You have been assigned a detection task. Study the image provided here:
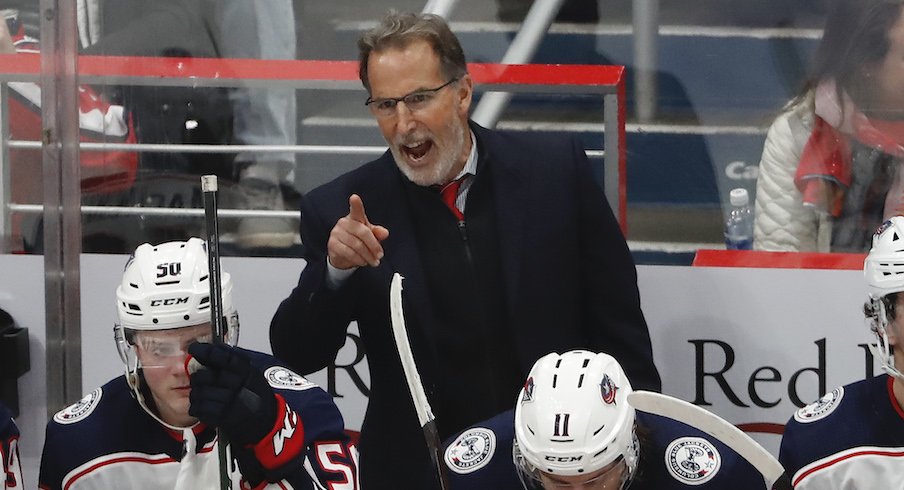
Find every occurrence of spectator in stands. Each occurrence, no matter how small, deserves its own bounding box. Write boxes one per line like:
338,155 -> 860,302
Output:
2,7 -> 138,253
76,0 -> 298,252
269,11 -> 659,489
0,8 -> 12,54
755,0 -> 904,252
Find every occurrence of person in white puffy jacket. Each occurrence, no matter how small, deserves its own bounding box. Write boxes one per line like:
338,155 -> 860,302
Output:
755,0 -> 904,253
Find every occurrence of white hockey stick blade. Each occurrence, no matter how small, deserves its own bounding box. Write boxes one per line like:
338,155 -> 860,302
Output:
628,391 -> 784,487
390,273 -> 435,428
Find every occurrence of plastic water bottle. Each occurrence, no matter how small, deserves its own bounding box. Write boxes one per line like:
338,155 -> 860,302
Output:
724,188 -> 753,250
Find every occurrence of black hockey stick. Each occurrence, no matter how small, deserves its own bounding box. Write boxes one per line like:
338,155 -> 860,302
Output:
627,391 -> 790,490
201,175 -> 232,490
389,273 -> 450,490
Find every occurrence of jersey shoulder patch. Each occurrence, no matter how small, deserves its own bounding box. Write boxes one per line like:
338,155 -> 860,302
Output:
53,387 -> 103,425
264,366 -> 316,391
794,386 -> 844,424
665,436 -> 721,485
444,427 -> 497,474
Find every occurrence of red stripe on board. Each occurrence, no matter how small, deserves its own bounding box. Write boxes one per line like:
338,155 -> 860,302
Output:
692,250 -> 866,270
737,422 -> 785,435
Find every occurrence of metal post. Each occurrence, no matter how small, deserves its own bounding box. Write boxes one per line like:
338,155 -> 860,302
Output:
40,0 -> 82,415
0,82 -> 9,252
604,92 -> 623,231
422,0 -> 459,19
633,0 -> 659,123
471,0 -> 566,128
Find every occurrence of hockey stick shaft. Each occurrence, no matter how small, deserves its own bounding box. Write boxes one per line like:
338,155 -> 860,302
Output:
389,273 -> 450,490
627,391 -> 787,489
201,175 -> 226,344
201,175 -> 231,490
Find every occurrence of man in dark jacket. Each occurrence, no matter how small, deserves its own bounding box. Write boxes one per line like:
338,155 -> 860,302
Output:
270,11 -> 660,489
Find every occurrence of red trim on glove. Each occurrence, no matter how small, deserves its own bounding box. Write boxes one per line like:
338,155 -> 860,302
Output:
251,394 -> 306,470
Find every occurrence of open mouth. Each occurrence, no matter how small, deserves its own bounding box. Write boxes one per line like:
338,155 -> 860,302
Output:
402,140 -> 433,162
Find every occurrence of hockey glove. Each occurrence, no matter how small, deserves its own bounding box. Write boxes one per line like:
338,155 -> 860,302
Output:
188,343 -> 277,447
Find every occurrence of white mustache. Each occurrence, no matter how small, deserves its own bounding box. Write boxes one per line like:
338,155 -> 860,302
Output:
394,133 -> 431,147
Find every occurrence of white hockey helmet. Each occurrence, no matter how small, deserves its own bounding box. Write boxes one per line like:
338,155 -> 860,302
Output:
864,217 -> 904,380
114,238 -> 239,378
513,350 -> 638,490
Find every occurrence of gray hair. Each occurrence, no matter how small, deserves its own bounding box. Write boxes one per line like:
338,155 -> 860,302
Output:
357,11 -> 467,93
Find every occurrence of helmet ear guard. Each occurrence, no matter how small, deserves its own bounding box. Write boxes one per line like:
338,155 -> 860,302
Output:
114,323 -> 137,370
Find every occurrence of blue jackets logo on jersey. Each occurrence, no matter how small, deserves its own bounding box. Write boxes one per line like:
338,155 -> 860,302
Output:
794,386 -> 844,424
444,428 -> 496,474
264,366 -> 315,391
53,387 -> 103,425
665,437 -> 721,484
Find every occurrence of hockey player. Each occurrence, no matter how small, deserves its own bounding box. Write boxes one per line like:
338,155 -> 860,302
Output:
779,215 -> 904,488
38,238 -> 358,489
1,402 -> 23,490
439,350 -> 768,489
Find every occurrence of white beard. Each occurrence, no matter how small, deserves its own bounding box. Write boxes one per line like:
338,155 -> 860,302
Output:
391,117 -> 467,186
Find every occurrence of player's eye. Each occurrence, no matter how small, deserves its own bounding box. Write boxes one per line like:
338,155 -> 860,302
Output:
147,341 -> 179,357
153,346 -> 174,357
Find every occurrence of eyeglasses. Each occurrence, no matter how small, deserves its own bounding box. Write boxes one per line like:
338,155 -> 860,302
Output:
365,78 -> 459,118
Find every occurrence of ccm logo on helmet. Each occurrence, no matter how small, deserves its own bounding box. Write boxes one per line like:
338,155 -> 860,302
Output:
544,456 -> 583,463
150,297 -> 189,306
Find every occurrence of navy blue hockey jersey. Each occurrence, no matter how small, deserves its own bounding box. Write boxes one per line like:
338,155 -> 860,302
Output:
439,409 -> 767,489
780,374 -> 904,489
1,402 -> 23,490
39,349 -> 357,490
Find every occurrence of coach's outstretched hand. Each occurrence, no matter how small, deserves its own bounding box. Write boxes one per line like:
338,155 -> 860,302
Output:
188,343 -> 277,446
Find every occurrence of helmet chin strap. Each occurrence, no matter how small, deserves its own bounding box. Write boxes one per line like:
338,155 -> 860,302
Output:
872,333 -> 904,381
870,301 -> 904,381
